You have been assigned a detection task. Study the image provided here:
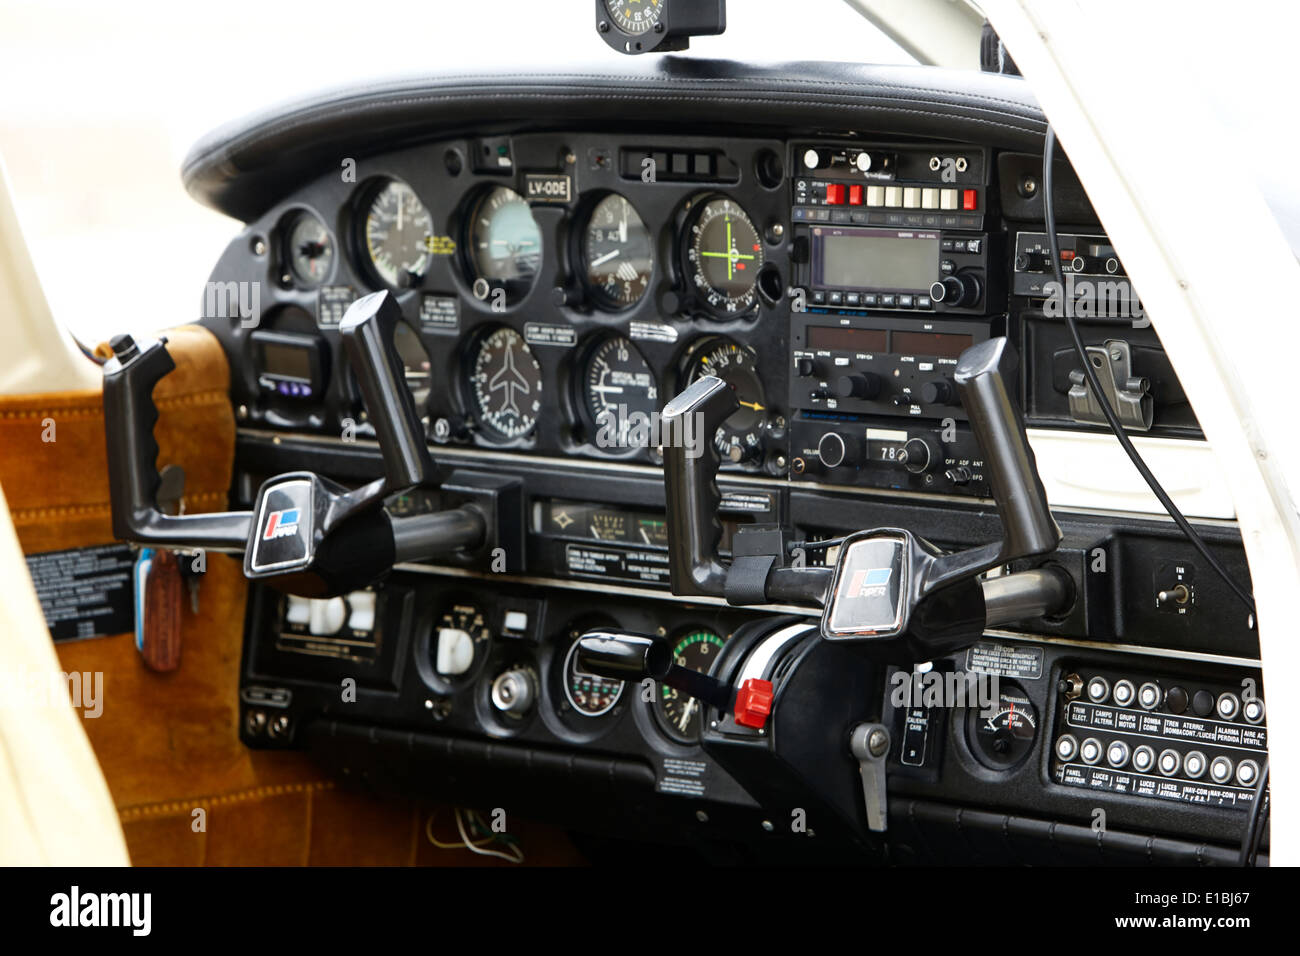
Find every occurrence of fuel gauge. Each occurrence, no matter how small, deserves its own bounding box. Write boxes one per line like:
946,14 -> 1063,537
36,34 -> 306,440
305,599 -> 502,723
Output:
966,682 -> 1038,770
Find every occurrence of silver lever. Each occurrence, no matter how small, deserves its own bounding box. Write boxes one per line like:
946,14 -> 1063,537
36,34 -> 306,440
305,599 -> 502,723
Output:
849,722 -> 891,832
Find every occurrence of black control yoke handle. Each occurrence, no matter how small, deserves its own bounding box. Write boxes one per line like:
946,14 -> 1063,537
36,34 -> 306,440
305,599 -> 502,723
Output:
103,334 -> 251,550
922,336 -> 1061,593
339,290 -> 441,491
102,292 -> 482,592
661,375 -> 737,596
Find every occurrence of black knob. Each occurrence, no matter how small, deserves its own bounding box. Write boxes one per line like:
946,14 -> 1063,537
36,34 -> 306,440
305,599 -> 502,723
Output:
929,273 -> 980,308
945,465 -> 971,485
817,432 -> 858,469
551,285 -> 579,307
920,378 -> 957,405
109,334 -> 139,362
835,372 -> 881,400
902,437 -> 934,474
795,356 -> 816,378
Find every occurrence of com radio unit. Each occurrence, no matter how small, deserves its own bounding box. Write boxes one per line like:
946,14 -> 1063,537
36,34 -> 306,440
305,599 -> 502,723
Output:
793,225 -> 992,316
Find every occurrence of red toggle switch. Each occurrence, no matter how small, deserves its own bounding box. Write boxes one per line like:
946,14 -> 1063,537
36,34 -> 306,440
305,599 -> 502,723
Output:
962,188 -> 977,211
825,183 -> 845,205
734,678 -> 774,729
848,184 -> 863,206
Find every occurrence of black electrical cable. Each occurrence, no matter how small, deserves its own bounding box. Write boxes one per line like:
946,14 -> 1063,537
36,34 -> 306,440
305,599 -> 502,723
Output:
1238,759 -> 1269,866
1042,127 -> 1255,616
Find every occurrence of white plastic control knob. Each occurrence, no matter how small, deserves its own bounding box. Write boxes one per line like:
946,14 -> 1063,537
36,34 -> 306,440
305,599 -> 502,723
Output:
347,590 -> 377,632
436,628 -> 475,676
285,595 -> 312,626
803,148 -> 821,170
308,596 -> 348,636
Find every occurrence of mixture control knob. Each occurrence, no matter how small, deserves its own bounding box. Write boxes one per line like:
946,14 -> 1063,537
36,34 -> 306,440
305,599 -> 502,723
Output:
902,437 -> 934,474
835,372 -> 882,400
920,378 -> 957,405
490,668 -> 536,715
929,272 -> 980,308
817,431 -> 857,469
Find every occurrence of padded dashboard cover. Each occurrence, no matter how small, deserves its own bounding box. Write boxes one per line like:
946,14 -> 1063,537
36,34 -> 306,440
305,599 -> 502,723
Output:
182,58 -> 1046,222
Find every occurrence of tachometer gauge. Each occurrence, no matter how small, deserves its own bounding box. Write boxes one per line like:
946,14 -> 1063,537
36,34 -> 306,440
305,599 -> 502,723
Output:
463,326 -> 543,440
465,186 -> 542,305
361,179 -> 433,289
284,211 -> 334,287
433,603 -> 491,683
562,638 -> 624,717
681,337 -> 767,464
684,196 -> 764,316
966,682 -> 1038,770
577,334 -> 659,452
657,628 -> 728,742
604,0 -> 663,35
393,321 -> 431,409
580,193 -> 653,309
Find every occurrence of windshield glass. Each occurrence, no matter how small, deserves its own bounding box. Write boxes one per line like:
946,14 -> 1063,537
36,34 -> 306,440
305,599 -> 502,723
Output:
0,0 -> 913,345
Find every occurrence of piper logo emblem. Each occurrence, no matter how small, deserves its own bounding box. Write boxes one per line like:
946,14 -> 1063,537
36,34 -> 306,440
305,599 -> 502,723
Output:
262,508 -> 301,540
847,567 -> 892,597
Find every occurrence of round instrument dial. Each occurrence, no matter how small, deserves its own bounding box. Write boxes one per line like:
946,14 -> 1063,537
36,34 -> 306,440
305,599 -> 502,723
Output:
604,0 -> 663,35
464,326 -> 543,440
682,337 -> 767,463
578,335 -> 659,452
684,196 -> 764,316
562,639 -> 624,717
284,211 -> 334,287
967,683 -> 1038,770
580,194 -> 653,309
657,628 -> 728,742
361,180 -> 433,289
465,186 -> 542,305
433,603 -> 491,683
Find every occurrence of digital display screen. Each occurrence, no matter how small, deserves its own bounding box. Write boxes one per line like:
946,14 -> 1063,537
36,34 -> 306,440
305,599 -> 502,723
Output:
807,326 -> 888,353
260,342 -> 312,380
815,228 -> 939,292
890,331 -> 974,359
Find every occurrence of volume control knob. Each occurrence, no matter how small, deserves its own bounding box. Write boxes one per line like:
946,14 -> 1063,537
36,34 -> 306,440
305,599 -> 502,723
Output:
817,432 -> 858,469
835,372 -> 882,400
920,377 -> 957,405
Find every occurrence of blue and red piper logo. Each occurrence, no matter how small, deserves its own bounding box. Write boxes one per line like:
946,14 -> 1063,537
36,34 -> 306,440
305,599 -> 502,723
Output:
262,508 -> 301,540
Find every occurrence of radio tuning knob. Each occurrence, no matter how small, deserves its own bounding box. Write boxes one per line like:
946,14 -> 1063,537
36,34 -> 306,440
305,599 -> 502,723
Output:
920,377 -> 957,405
835,372 -> 882,400
902,437 -> 934,474
795,356 -> 817,378
929,273 -> 980,308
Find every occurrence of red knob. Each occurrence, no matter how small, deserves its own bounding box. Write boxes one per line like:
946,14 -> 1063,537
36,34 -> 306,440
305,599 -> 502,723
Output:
733,678 -> 774,729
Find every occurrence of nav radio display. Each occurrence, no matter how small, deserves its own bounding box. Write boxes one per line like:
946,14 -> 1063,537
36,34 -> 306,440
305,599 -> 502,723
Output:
812,227 -> 939,293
